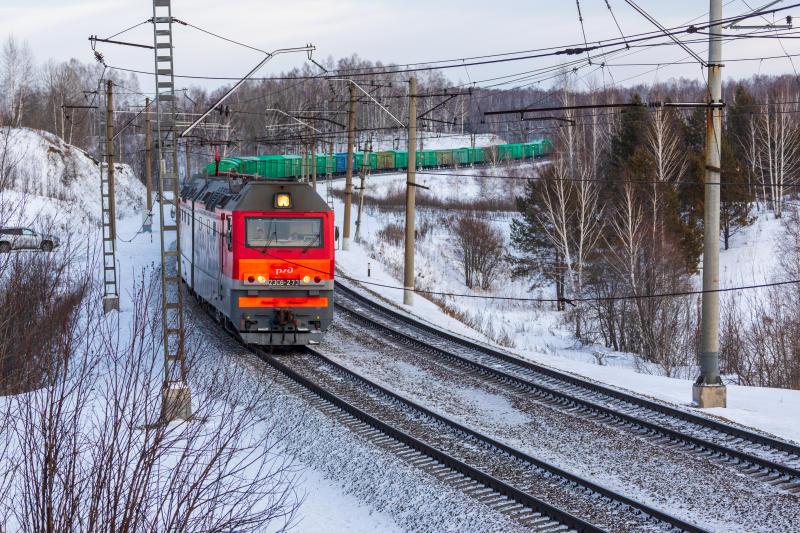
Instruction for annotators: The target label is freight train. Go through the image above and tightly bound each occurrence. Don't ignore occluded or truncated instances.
[204,139,553,180]
[179,173,334,346]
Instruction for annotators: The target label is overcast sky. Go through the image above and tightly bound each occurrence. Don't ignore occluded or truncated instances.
[3,0,800,93]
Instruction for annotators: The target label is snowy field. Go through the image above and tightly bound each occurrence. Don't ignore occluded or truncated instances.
[330,166,800,445]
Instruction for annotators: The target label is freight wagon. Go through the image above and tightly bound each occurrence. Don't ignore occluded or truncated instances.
[205,140,552,179]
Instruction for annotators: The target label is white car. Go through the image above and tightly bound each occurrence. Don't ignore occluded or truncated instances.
[0,227,60,252]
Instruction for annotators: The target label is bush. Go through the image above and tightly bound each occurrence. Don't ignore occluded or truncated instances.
[452,215,505,290]
[0,250,86,394]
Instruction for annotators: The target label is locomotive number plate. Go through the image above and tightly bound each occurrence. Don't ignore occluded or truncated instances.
[266,280,300,286]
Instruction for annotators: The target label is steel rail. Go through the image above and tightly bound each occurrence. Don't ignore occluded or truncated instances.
[259,347,706,533]
[201,298,589,531]
[334,283,800,482]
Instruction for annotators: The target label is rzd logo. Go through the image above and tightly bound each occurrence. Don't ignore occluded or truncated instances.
[274,267,294,275]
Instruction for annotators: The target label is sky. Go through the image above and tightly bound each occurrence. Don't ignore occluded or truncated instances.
[3,0,800,94]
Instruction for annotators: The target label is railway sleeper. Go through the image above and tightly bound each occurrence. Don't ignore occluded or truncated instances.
[497,502,525,513]
[536,525,571,533]
[785,483,800,493]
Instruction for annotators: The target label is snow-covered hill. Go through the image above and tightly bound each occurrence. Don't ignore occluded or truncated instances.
[0,127,145,225]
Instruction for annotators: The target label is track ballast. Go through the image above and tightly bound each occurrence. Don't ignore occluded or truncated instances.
[334,282,800,493]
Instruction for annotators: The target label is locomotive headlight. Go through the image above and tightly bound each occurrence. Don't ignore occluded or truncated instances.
[274,193,292,208]
[256,275,267,284]
[302,275,312,284]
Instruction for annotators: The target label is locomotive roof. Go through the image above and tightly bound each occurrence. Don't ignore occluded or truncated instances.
[181,176,331,213]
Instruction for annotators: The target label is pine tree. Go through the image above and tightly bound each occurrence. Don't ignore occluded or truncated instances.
[510,177,565,309]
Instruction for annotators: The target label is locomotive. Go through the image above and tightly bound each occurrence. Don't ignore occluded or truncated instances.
[179,172,334,346]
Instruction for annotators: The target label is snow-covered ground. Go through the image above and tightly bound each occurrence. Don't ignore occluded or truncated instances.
[331,167,800,445]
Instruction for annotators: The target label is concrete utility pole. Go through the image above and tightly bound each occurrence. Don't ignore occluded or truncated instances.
[305,142,311,182]
[145,97,153,212]
[342,82,357,251]
[328,141,334,180]
[185,140,191,179]
[355,135,371,242]
[101,79,120,313]
[311,129,318,189]
[695,0,727,408]
[404,76,417,306]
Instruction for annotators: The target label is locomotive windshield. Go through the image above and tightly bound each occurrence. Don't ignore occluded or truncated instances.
[246,217,323,248]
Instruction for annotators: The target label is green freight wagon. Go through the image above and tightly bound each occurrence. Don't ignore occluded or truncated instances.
[376,151,396,170]
[315,153,335,176]
[470,147,487,164]
[522,142,536,159]
[237,156,262,175]
[496,143,523,161]
[434,149,454,166]
[206,157,242,175]
[393,150,408,169]
[416,150,438,168]
[452,147,471,165]
[530,139,554,157]
[354,152,378,171]
[256,155,303,179]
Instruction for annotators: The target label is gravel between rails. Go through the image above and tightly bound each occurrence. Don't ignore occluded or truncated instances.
[322,308,800,533]
[273,350,702,533]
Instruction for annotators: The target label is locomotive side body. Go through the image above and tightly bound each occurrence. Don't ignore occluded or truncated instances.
[180,177,334,346]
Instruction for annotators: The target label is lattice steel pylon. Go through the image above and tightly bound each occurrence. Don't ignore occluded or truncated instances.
[152,0,191,421]
[98,79,120,313]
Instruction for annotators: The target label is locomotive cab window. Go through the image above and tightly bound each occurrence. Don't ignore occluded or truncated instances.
[246,217,323,248]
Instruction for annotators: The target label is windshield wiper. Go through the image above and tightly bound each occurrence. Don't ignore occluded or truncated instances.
[300,234,320,254]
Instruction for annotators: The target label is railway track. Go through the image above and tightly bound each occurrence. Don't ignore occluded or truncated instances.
[256,346,705,533]
[334,282,800,493]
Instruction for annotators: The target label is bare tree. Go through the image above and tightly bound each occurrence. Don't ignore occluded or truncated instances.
[0,253,301,531]
[1,36,35,127]
[453,214,505,290]
[526,82,604,338]
[756,87,800,217]
[645,105,686,242]
[601,183,697,376]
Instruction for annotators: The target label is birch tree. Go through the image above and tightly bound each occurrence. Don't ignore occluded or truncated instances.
[0,36,35,127]
[646,105,686,242]
[757,88,800,217]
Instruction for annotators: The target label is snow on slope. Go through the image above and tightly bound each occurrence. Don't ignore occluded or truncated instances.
[331,168,800,444]
[0,128,144,225]
[716,210,783,288]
